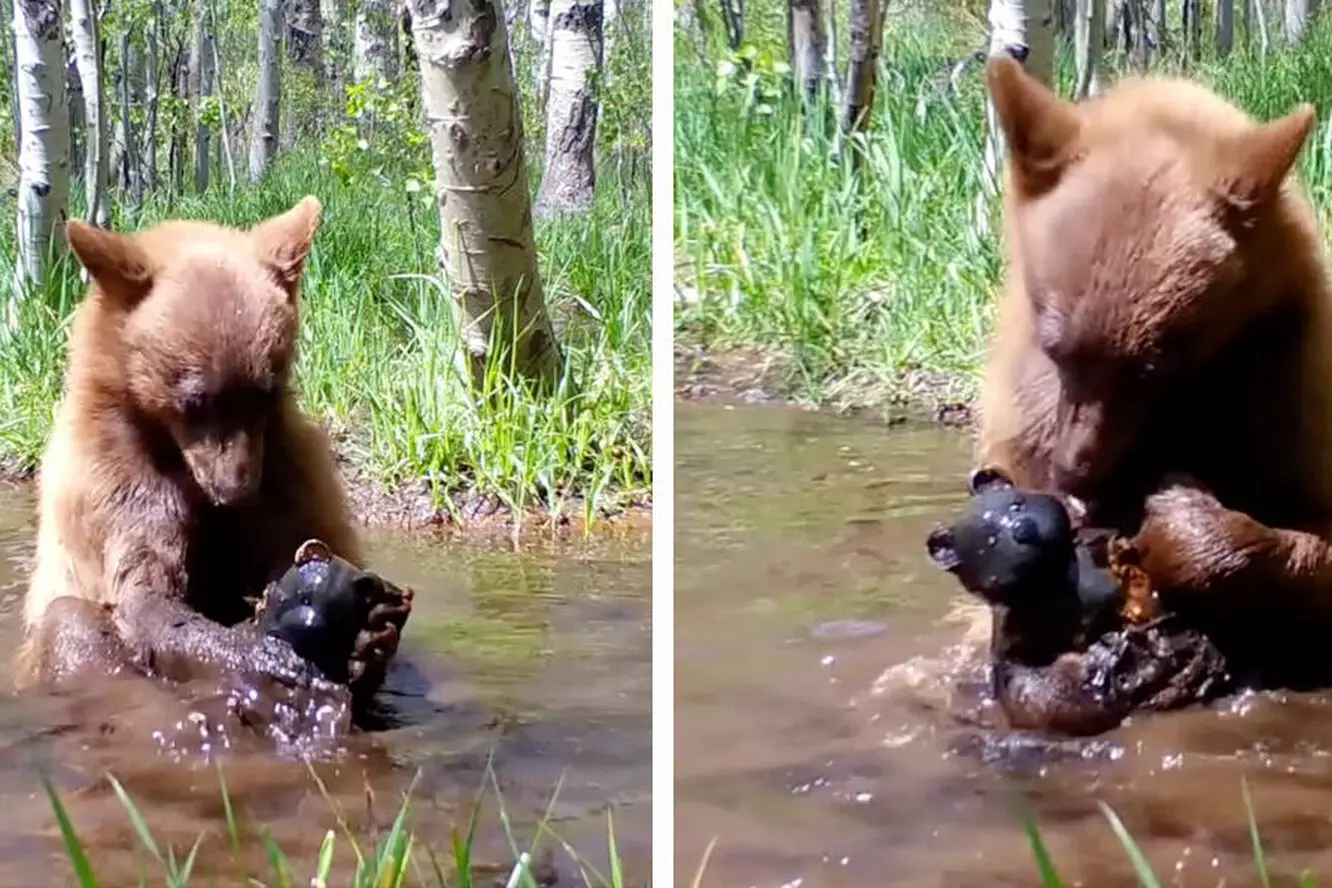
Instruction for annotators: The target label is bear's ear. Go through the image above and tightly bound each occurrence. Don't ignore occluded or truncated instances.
[986,55,1082,198]
[65,220,153,308]
[925,526,961,573]
[968,466,1015,495]
[251,195,322,296]
[1214,104,1315,214]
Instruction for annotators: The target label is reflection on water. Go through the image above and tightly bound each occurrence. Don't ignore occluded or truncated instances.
[0,482,651,885]
[675,401,1332,888]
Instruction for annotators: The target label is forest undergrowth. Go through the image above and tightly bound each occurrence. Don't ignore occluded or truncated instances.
[673,5,1332,420]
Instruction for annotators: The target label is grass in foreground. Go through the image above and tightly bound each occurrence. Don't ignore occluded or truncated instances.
[1020,779,1317,887]
[0,151,651,526]
[673,11,1332,415]
[43,758,632,888]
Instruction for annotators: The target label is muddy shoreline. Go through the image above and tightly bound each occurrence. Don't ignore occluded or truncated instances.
[673,341,979,430]
[0,430,652,547]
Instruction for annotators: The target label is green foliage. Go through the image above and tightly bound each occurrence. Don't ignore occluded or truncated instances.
[0,145,651,521]
[1,0,651,521]
[320,75,433,195]
[674,4,1332,413]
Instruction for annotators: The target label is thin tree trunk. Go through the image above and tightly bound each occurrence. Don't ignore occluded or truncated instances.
[1073,0,1103,97]
[65,36,85,179]
[977,0,1055,236]
[1217,0,1235,52]
[116,32,137,195]
[535,0,603,217]
[1285,0,1317,43]
[719,0,743,48]
[249,0,282,182]
[530,0,551,45]
[824,0,840,104]
[406,0,564,388]
[11,0,71,312]
[190,0,214,192]
[320,0,349,90]
[3,7,20,148]
[353,0,398,82]
[144,3,160,191]
[1155,0,1168,50]
[287,0,324,80]
[788,0,827,102]
[842,0,883,133]
[210,0,235,197]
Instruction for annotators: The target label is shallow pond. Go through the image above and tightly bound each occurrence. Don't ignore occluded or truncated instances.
[675,400,1332,888]
[0,483,651,885]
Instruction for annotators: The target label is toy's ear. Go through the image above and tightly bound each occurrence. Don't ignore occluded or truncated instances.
[926,526,961,572]
[968,466,1015,495]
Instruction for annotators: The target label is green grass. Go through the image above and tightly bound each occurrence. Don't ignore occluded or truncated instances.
[0,148,651,527]
[1018,779,1318,888]
[673,8,1332,414]
[42,758,634,888]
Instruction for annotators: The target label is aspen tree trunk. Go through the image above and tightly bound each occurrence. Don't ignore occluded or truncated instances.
[65,38,85,177]
[116,32,137,195]
[321,0,349,90]
[190,0,214,192]
[210,2,236,197]
[530,0,551,45]
[842,0,882,133]
[977,0,1054,236]
[144,4,160,190]
[1285,0,1317,43]
[1073,0,1102,97]
[1217,0,1234,52]
[788,0,827,102]
[12,0,72,308]
[354,0,398,82]
[249,0,282,182]
[535,0,603,217]
[287,0,324,78]
[1155,0,1167,48]
[825,0,840,106]
[406,0,563,388]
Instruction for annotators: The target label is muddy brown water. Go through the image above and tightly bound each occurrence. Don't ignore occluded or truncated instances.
[676,401,1332,888]
[0,483,650,886]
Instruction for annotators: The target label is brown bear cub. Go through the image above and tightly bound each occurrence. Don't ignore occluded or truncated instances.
[17,197,365,692]
[976,57,1332,689]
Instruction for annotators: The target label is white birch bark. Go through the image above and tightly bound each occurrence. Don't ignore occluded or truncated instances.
[1073,0,1102,98]
[321,0,349,88]
[287,0,324,78]
[1217,0,1234,53]
[190,0,214,192]
[144,5,160,190]
[406,0,563,387]
[788,0,826,102]
[1285,0,1318,44]
[11,0,71,309]
[529,0,550,45]
[354,0,398,82]
[249,0,282,182]
[976,0,1054,237]
[68,0,106,226]
[534,0,603,217]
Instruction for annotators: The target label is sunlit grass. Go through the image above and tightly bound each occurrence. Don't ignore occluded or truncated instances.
[674,11,1332,413]
[43,758,632,888]
[0,148,651,525]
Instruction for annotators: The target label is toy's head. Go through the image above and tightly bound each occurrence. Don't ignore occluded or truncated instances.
[259,540,381,683]
[926,467,1078,608]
